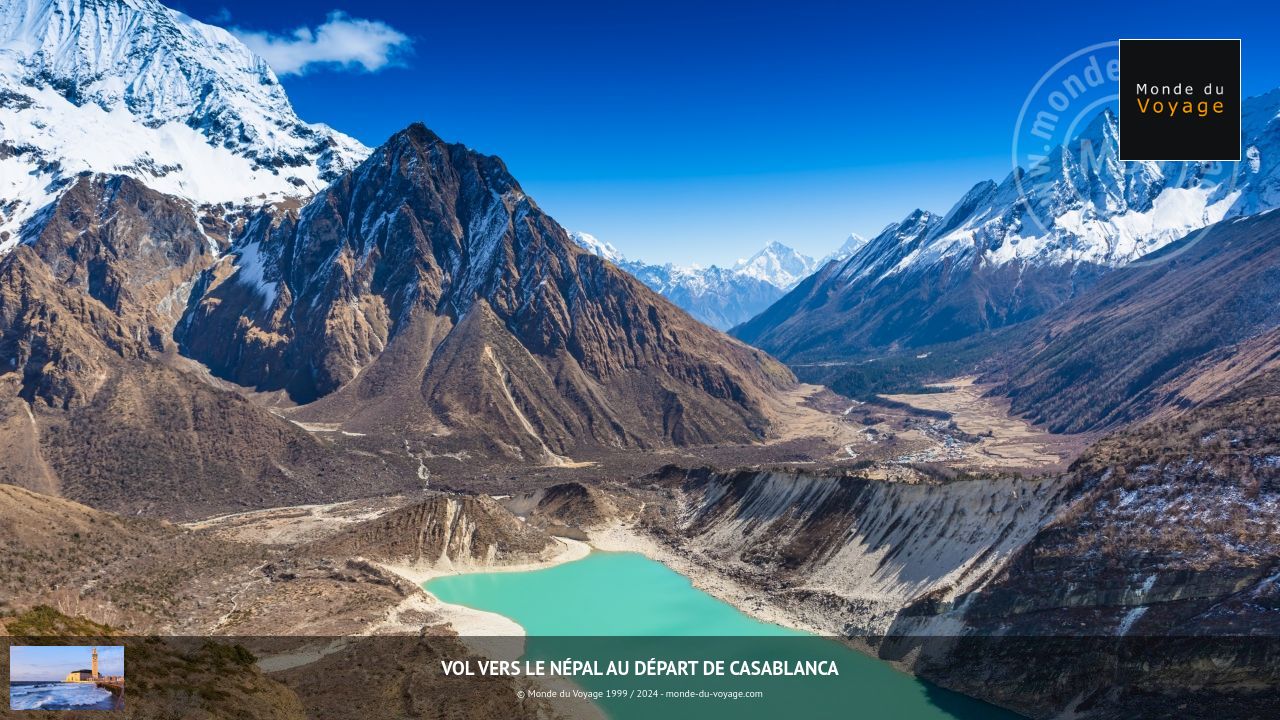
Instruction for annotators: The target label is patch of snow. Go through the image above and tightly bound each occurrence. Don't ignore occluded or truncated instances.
[1117,606,1147,636]
[231,240,279,310]
[569,231,625,264]
[818,233,868,268]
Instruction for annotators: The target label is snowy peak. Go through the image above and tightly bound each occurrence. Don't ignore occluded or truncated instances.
[570,233,797,329]
[570,231,625,265]
[736,92,1280,361]
[831,93,1280,283]
[0,0,365,170]
[571,232,902,329]
[571,234,816,293]
[819,233,867,266]
[2,0,273,121]
[0,0,369,249]
[732,240,817,290]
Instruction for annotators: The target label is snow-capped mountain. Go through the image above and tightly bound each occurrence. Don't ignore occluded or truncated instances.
[571,234,819,329]
[0,0,368,250]
[732,241,818,290]
[818,233,867,267]
[838,94,1280,282]
[736,93,1280,361]
[569,231,625,264]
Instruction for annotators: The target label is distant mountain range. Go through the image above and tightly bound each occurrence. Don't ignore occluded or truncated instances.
[571,232,864,329]
[734,96,1280,361]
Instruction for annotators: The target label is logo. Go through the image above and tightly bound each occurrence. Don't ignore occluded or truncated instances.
[1119,39,1241,161]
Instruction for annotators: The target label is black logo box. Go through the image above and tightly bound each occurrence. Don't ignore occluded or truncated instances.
[1119,39,1241,162]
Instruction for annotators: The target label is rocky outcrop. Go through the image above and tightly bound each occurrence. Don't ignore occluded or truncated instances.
[503,481,628,532]
[178,123,794,459]
[310,494,560,569]
[0,175,414,519]
[878,376,1280,718]
[0,175,214,408]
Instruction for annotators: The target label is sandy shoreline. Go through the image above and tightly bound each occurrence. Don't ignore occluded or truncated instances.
[382,524,823,639]
[379,537,591,638]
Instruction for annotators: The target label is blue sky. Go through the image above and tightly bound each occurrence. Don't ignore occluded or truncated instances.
[175,0,1280,265]
[9,646,124,681]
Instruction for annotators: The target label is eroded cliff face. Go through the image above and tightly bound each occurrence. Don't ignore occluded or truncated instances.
[883,375,1280,719]
[503,482,635,534]
[656,371,1280,718]
[663,467,1071,634]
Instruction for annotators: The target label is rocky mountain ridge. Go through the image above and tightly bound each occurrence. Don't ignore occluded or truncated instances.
[735,95,1280,361]
[989,208,1280,433]
[172,123,793,462]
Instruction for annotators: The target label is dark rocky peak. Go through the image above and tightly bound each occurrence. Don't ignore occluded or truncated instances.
[177,121,792,454]
[21,174,213,317]
[0,173,218,408]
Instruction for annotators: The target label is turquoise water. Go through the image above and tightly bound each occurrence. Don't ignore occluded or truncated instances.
[426,551,1019,720]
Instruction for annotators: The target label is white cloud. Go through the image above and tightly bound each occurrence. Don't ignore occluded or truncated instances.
[233,12,412,76]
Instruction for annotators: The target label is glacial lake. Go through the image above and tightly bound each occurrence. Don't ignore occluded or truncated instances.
[425,551,1019,720]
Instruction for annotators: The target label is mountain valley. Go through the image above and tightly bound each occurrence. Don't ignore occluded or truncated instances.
[1,2,1280,719]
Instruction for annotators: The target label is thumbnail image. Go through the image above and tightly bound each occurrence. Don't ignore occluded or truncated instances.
[8,646,125,711]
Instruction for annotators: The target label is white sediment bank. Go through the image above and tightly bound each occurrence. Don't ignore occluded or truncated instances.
[380,537,591,638]
[385,527,827,638]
